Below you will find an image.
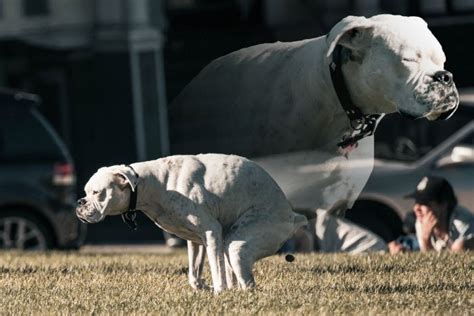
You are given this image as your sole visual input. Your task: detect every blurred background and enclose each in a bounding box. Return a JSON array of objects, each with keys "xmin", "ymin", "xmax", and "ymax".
[{"xmin": 0, "ymin": 0, "xmax": 473, "ymax": 249}]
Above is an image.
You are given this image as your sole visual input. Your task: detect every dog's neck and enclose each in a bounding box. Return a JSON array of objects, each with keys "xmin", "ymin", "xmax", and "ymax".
[
  {"xmin": 309, "ymin": 43, "xmax": 386, "ymax": 152},
  {"xmin": 125, "ymin": 162, "xmax": 167, "ymax": 215},
  {"xmin": 329, "ymin": 45, "xmax": 382, "ymax": 149},
  {"xmin": 127, "ymin": 162, "xmax": 190, "ymax": 234},
  {"xmin": 120, "ymin": 165, "xmax": 140, "ymax": 230}
]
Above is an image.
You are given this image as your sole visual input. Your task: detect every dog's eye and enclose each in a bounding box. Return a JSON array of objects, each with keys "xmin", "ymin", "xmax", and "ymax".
[
  {"xmin": 92, "ymin": 190, "xmax": 100, "ymax": 195},
  {"xmin": 402, "ymin": 58, "xmax": 418, "ymax": 63}
]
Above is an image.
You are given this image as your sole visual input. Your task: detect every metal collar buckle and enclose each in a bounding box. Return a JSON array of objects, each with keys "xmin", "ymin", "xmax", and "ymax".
[
  {"xmin": 122, "ymin": 209, "xmax": 137, "ymax": 231},
  {"xmin": 350, "ymin": 116, "xmax": 366, "ymax": 131}
]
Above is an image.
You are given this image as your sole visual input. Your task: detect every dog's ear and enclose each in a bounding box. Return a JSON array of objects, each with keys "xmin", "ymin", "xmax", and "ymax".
[
  {"xmin": 113, "ymin": 173, "xmax": 130, "ymax": 191},
  {"xmin": 109, "ymin": 165, "xmax": 138, "ymax": 192},
  {"xmin": 326, "ymin": 15, "xmax": 374, "ymax": 58}
]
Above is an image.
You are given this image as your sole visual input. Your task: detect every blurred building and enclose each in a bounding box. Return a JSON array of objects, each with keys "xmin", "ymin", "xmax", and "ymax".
[
  {"xmin": 165, "ymin": 0, "xmax": 474, "ymax": 156},
  {"xmin": 0, "ymin": 0, "xmax": 169, "ymax": 189},
  {"xmin": 1, "ymin": 0, "xmax": 473, "ymax": 181}
]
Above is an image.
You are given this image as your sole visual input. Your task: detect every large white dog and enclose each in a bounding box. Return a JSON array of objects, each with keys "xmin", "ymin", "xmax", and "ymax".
[
  {"xmin": 170, "ymin": 14, "xmax": 459, "ymax": 215},
  {"xmin": 76, "ymin": 154, "xmax": 307, "ymax": 292}
]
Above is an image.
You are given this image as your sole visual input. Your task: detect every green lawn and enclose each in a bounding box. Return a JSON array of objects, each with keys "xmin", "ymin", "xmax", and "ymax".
[{"xmin": 0, "ymin": 250, "xmax": 473, "ymax": 314}]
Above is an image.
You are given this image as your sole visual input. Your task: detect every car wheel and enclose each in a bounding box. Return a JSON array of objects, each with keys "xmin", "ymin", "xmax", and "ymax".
[
  {"xmin": 346, "ymin": 201, "xmax": 404, "ymax": 242},
  {"xmin": 0, "ymin": 210, "xmax": 54, "ymax": 250}
]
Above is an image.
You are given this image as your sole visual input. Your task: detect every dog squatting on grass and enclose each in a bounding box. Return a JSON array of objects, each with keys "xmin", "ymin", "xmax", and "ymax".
[{"xmin": 76, "ymin": 154, "xmax": 307, "ymax": 293}]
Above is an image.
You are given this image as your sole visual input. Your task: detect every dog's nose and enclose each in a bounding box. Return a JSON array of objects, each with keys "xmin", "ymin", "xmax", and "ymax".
[
  {"xmin": 77, "ymin": 198, "xmax": 87, "ymax": 206},
  {"xmin": 433, "ymin": 70, "xmax": 453, "ymax": 86}
]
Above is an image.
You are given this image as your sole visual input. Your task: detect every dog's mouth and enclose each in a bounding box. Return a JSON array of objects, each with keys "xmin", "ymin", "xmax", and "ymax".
[
  {"xmin": 430, "ymin": 103, "xmax": 459, "ymax": 120},
  {"xmin": 425, "ymin": 90, "xmax": 459, "ymax": 121},
  {"xmin": 76, "ymin": 214, "xmax": 89, "ymax": 224},
  {"xmin": 76, "ymin": 209, "xmax": 92, "ymax": 224},
  {"xmin": 401, "ymin": 85, "xmax": 459, "ymax": 121},
  {"xmin": 76, "ymin": 207, "xmax": 104, "ymax": 224}
]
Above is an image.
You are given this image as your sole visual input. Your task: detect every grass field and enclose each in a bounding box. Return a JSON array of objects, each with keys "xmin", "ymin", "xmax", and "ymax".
[{"xmin": 1, "ymin": 250, "xmax": 473, "ymax": 314}]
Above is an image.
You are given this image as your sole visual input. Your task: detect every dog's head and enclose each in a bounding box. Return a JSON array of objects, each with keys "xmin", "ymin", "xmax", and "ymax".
[
  {"xmin": 76, "ymin": 165, "xmax": 138, "ymax": 224},
  {"xmin": 327, "ymin": 14, "xmax": 459, "ymax": 121}
]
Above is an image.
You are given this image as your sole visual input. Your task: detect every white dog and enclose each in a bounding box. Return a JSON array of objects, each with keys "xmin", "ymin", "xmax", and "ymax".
[
  {"xmin": 76, "ymin": 154, "xmax": 307, "ymax": 292},
  {"xmin": 170, "ymin": 14, "xmax": 459, "ymax": 216}
]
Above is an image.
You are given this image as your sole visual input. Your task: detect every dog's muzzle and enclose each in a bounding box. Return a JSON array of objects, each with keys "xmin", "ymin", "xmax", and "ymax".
[
  {"xmin": 403, "ymin": 70, "xmax": 459, "ymax": 121},
  {"xmin": 76, "ymin": 212, "xmax": 89, "ymax": 224},
  {"xmin": 76, "ymin": 198, "xmax": 91, "ymax": 223},
  {"xmin": 435, "ymin": 103, "xmax": 458, "ymax": 120}
]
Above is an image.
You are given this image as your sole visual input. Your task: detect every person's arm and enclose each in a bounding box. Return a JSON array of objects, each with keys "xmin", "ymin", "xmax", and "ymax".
[
  {"xmin": 388, "ymin": 241, "xmax": 404, "ymax": 254},
  {"xmin": 450, "ymin": 235, "xmax": 474, "ymax": 252},
  {"xmin": 450, "ymin": 239, "xmax": 465, "ymax": 252},
  {"xmin": 449, "ymin": 207, "xmax": 474, "ymax": 252},
  {"xmin": 417, "ymin": 212, "xmax": 438, "ymax": 252},
  {"xmin": 419, "ymin": 237, "xmax": 433, "ymax": 252}
]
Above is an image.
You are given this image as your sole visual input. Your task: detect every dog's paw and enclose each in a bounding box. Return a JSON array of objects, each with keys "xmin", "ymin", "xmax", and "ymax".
[
  {"xmin": 189, "ymin": 278, "xmax": 209, "ymax": 290},
  {"xmin": 212, "ymin": 284, "xmax": 227, "ymax": 294}
]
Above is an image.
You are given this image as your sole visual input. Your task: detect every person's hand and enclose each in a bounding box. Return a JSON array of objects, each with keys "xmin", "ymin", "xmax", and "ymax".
[
  {"xmin": 419, "ymin": 210, "xmax": 437, "ymax": 240},
  {"xmin": 413, "ymin": 204, "xmax": 438, "ymax": 242},
  {"xmin": 388, "ymin": 241, "xmax": 405, "ymax": 254},
  {"xmin": 413, "ymin": 204, "xmax": 426, "ymax": 221},
  {"xmin": 418, "ymin": 210, "xmax": 437, "ymax": 241}
]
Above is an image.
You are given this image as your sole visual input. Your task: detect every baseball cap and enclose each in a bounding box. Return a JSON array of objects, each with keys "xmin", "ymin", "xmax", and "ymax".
[{"xmin": 404, "ymin": 176, "xmax": 457, "ymax": 206}]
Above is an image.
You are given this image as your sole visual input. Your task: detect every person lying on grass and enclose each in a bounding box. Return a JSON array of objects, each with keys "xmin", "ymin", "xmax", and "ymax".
[
  {"xmin": 287, "ymin": 175, "xmax": 474, "ymax": 254},
  {"xmin": 404, "ymin": 176, "xmax": 474, "ymax": 252}
]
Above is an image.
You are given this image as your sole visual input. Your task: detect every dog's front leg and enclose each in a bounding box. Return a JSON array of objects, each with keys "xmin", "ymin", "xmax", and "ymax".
[
  {"xmin": 204, "ymin": 225, "xmax": 226, "ymax": 293},
  {"xmin": 187, "ymin": 240, "xmax": 207, "ymax": 290}
]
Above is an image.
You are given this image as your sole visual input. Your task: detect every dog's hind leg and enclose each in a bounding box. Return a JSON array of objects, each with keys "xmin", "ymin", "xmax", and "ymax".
[
  {"xmin": 226, "ymin": 239, "xmax": 255, "ymax": 289},
  {"xmin": 224, "ymin": 251, "xmax": 237, "ymax": 289},
  {"xmin": 225, "ymin": 209, "xmax": 297, "ymax": 289},
  {"xmin": 187, "ymin": 240, "xmax": 207, "ymax": 290}
]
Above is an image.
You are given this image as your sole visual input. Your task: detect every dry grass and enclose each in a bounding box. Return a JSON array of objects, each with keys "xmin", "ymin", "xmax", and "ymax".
[{"xmin": 0, "ymin": 250, "xmax": 473, "ymax": 314}]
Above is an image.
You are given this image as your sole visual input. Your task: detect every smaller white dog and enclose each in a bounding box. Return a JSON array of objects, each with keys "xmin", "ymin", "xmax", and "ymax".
[{"xmin": 76, "ymin": 154, "xmax": 307, "ymax": 292}]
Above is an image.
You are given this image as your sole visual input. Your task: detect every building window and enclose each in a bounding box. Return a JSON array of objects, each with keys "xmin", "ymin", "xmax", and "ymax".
[
  {"xmin": 23, "ymin": 0, "xmax": 49, "ymax": 16},
  {"xmin": 138, "ymin": 51, "xmax": 163, "ymax": 158}
]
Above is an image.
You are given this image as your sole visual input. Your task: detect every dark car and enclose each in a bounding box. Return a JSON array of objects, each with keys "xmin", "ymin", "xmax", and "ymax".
[{"xmin": 0, "ymin": 88, "xmax": 85, "ymax": 250}]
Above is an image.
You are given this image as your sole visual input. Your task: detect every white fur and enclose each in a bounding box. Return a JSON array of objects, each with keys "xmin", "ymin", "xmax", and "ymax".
[
  {"xmin": 171, "ymin": 14, "xmax": 459, "ymax": 215},
  {"xmin": 77, "ymin": 154, "xmax": 307, "ymax": 293}
]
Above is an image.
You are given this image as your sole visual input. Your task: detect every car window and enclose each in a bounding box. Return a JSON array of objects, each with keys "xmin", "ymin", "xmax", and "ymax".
[
  {"xmin": 450, "ymin": 130, "xmax": 474, "ymax": 163},
  {"xmin": 0, "ymin": 106, "xmax": 64, "ymax": 162},
  {"xmin": 375, "ymin": 104, "xmax": 474, "ymax": 162},
  {"xmin": 459, "ymin": 130, "xmax": 474, "ymax": 146},
  {"xmin": 435, "ymin": 129, "xmax": 474, "ymax": 167}
]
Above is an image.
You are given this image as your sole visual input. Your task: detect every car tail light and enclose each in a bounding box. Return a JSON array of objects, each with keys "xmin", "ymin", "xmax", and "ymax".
[{"xmin": 53, "ymin": 162, "xmax": 76, "ymax": 186}]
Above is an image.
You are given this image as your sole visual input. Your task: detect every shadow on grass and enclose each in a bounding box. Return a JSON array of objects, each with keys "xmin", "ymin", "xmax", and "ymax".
[
  {"xmin": 0, "ymin": 265, "xmax": 188, "ymax": 275},
  {"xmin": 340, "ymin": 282, "xmax": 474, "ymax": 294},
  {"xmin": 308, "ymin": 263, "xmax": 408, "ymax": 275}
]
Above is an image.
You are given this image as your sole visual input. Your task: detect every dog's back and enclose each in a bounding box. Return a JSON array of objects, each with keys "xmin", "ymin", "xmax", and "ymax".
[
  {"xmin": 169, "ymin": 38, "xmax": 326, "ymax": 156},
  {"xmin": 152, "ymin": 154, "xmax": 305, "ymax": 228}
]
